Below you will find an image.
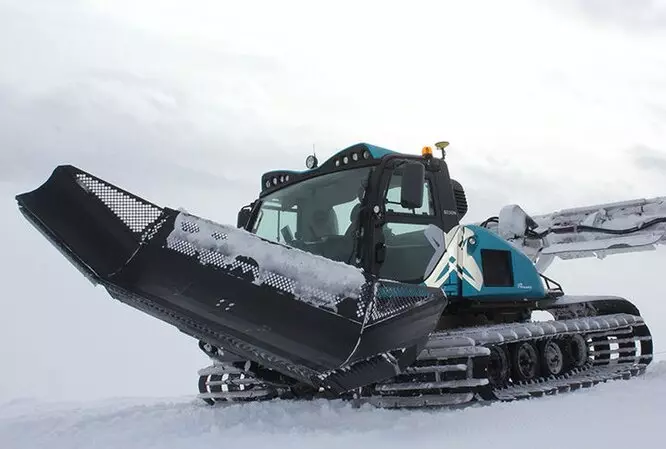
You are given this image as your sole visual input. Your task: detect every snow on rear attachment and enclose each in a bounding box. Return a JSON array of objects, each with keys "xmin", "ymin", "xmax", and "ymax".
[{"xmin": 166, "ymin": 212, "xmax": 366, "ymax": 310}]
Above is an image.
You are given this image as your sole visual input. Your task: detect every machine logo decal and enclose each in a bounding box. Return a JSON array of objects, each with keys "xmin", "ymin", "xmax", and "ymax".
[{"xmin": 424, "ymin": 225, "xmax": 484, "ymax": 291}]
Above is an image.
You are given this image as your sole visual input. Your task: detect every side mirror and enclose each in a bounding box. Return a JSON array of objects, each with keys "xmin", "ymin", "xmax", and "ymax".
[
  {"xmin": 400, "ymin": 162, "xmax": 425, "ymax": 209},
  {"xmin": 237, "ymin": 205, "xmax": 253, "ymax": 228}
]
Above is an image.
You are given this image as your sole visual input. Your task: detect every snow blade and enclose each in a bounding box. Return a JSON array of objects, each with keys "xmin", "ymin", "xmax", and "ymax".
[{"xmin": 16, "ymin": 165, "xmax": 447, "ymax": 393}]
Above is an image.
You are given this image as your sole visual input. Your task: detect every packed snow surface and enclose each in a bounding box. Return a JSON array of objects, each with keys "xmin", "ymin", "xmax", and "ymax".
[{"xmin": 3, "ymin": 361, "xmax": 666, "ymax": 449}]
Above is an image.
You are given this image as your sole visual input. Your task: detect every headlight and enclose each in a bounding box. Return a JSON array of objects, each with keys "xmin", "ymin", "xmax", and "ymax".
[{"xmin": 306, "ymin": 155, "xmax": 318, "ymax": 169}]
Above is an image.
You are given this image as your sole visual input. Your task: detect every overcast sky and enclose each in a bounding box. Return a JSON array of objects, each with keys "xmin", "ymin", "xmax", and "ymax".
[
  {"xmin": 2, "ymin": 0, "xmax": 666, "ymax": 217},
  {"xmin": 1, "ymin": 0, "xmax": 666, "ymax": 402}
]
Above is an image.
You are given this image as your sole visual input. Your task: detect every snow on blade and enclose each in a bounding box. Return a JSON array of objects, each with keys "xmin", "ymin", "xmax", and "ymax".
[{"xmin": 166, "ymin": 212, "xmax": 366, "ymax": 308}]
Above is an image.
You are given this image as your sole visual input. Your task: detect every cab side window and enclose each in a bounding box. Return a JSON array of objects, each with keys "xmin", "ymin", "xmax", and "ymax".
[
  {"xmin": 253, "ymin": 200, "xmax": 298, "ymax": 243},
  {"xmin": 384, "ymin": 173, "xmax": 435, "ymax": 216}
]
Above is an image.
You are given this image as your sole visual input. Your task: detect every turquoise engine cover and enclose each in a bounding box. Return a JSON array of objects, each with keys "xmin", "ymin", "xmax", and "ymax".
[{"xmin": 431, "ymin": 225, "xmax": 546, "ymax": 300}]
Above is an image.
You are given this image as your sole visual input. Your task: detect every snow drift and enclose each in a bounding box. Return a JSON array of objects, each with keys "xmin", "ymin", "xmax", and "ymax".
[{"xmin": 2, "ymin": 361, "xmax": 666, "ymax": 449}]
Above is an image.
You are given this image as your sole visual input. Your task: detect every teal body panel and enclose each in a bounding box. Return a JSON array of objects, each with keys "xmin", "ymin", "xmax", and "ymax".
[
  {"xmin": 433, "ymin": 225, "xmax": 546, "ymax": 300},
  {"xmin": 440, "ymin": 273, "xmax": 459, "ymax": 297},
  {"xmin": 464, "ymin": 225, "xmax": 546, "ymax": 299}
]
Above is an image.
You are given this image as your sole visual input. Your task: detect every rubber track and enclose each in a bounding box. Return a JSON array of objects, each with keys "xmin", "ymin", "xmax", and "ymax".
[
  {"xmin": 367, "ymin": 313, "xmax": 652, "ymax": 408},
  {"xmin": 196, "ymin": 313, "xmax": 652, "ymax": 407},
  {"xmin": 197, "ymin": 363, "xmax": 287, "ymax": 403}
]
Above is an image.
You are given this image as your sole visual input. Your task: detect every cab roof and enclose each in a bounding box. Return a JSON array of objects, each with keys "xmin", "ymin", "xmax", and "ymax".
[{"xmin": 260, "ymin": 142, "xmax": 400, "ymax": 194}]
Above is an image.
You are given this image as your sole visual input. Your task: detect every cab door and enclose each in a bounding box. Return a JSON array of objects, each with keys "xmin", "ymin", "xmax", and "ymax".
[{"xmin": 369, "ymin": 160, "xmax": 443, "ymax": 283}]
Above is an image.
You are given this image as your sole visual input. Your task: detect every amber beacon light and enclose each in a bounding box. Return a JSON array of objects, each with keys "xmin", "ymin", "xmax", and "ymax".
[{"xmin": 422, "ymin": 146, "xmax": 433, "ymax": 158}]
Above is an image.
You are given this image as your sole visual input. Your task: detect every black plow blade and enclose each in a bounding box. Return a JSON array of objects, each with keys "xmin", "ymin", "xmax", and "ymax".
[{"xmin": 16, "ymin": 165, "xmax": 447, "ymax": 393}]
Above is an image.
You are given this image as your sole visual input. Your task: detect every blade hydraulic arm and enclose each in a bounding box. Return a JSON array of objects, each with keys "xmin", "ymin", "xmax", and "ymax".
[{"xmin": 477, "ymin": 196, "xmax": 666, "ymax": 271}]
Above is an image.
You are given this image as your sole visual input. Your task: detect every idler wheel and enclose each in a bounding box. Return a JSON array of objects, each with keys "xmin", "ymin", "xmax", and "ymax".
[
  {"xmin": 564, "ymin": 334, "xmax": 589, "ymax": 368},
  {"xmin": 198, "ymin": 375, "xmax": 215, "ymax": 405}
]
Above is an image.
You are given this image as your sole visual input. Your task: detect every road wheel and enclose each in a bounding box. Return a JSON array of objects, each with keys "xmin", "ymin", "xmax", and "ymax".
[
  {"xmin": 539, "ymin": 339, "xmax": 564, "ymax": 376},
  {"xmin": 510, "ymin": 341, "xmax": 540, "ymax": 382},
  {"xmin": 487, "ymin": 345, "xmax": 510, "ymax": 387}
]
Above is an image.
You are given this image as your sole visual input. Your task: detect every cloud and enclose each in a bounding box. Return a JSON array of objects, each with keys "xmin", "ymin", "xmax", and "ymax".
[
  {"xmin": 4, "ymin": 0, "xmax": 662, "ymax": 224},
  {"xmin": 632, "ymin": 144, "xmax": 666, "ymax": 174},
  {"xmin": 546, "ymin": 0, "xmax": 666, "ymax": 32},
  {"xmin": 646, "ymin": 102, "xmax": 666, "ymax": 122}
]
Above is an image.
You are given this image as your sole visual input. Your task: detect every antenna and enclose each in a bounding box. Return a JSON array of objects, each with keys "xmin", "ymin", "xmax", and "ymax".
[{"xmin": 435, "ymin": 141, "xmax": 449, "ymax": 159}]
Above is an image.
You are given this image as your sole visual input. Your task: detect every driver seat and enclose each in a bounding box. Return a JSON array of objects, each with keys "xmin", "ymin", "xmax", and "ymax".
[
  {"xmin": 310, "ymin": 208, "xmax": 339, "ymax": 238},
  {"xmin": 345, "ymin": 203, "xmax": 362, "ymax": 238}
]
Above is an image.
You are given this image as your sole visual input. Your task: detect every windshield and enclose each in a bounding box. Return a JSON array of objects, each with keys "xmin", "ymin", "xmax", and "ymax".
[{"xmin": 252, "ymin": 167, "xmax": 372, "ymax": 266}]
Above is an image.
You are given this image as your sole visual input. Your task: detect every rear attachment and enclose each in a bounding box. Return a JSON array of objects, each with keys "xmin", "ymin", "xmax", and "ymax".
[{"xmin": 16, "ymin": 165, "xmax": 447, "ymax": 394}]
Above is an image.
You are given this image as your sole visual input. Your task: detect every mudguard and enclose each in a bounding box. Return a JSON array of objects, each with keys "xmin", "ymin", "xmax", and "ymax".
[{"xmin": 16, "ymin": 165, "xmax": 447, "ymax": 393}]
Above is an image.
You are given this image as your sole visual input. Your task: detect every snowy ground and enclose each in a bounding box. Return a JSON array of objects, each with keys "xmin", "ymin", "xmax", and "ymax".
[{"xmin": 2, "ymin": 362, "xmax": 666, "ymax": 449}]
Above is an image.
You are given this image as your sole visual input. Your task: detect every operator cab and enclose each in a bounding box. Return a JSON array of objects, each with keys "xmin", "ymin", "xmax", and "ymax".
[{"xmin": 238, "ymin": 143, "xmax": 467, "ymax": 284}]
